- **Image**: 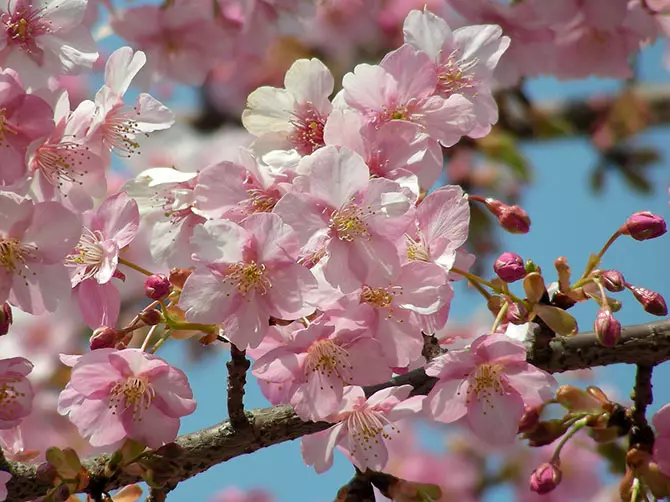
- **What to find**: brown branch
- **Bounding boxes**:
[5,318,670,502]
[628,364,655,453]
[226,344,251,430]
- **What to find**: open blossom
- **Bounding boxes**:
[179,212,319,348]
[242,58,333,155]
[0,0,98,86]
[87,47,175,159]
[0,192,81,314]
[340,43,476,147]
[0,68,54,188]
[57,348,196,448]
[251,317,390,421]
[403,9,510,138]
[210,487,274,502]
[273,146,414,293]
[301,385,423,473]
[0,470,9,502]
[424,334,556,444]
[652,403,670,476]
[65,191,140,328]
[0,357,34,429]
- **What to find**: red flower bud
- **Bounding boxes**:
[594,307,621,347]
[530,462,562,495]
[485,199,531,234]
[628,284,668,316]
[494,252,527,283]
[145,274,171,301]
[89,326,119,350]
[621,211,667,241]
[601,270,625,292]
[506,302,529,325]
[0,302,12,336]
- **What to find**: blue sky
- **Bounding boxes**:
[118,40,670,502]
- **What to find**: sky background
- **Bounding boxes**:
[96,31,670,502]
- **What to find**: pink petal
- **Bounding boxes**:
[291,370,342,421]
[471,334,527,365]
[301,422,344,474]
[252,349,308,383]
[265,262,318,319]
[22,202,81,263]
[77,279,121,330]
[424,379,468,423]
[179,270,239,324]
[91,192,140,248]
[466,387,524,445]
[123,403,180,449]
[396,262,450,315]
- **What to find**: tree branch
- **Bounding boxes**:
[226,344,251,430]
[6,318,670,502]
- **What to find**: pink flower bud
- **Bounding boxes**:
[139,309,162,326]
[145,274,171,301]
[594,307,621,347]
[628,285,668,316]
[494,252,527,283]
[0,303,12,336]
[518,406,541,434]
[506,302,529,325]
[485,199,531,234]
[89,326,119,350]
[530,462,562,494]
[601,270,625,292]
[621,211,667,241]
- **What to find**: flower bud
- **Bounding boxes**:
[0,302,12,336]
[145,274,171,301]
[518,406,541,434]
[484,198,531,234]
[601,270,625,292]
[168,268,191,290]
[556,384,607,412]
[494,252,527,283]
[621,211,667,241]
[530,462,562,494]
[594,307,621,347]
[139,309,162,326]
[89,326,120,350]
[506,302,529,325]
[628,285,668,316]
[522,419,569,447]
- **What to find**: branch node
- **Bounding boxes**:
[226,343,251,430]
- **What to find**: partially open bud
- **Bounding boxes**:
[556,384,608,412]
[554,257,571,293]
[0,302,12,336]
[601,270,625,292]
[507,302,529,325]
[494,252,527,283]
[89,326,120,350]
[145,274,171,301]
[628,284,668,316]
[484,198,531,234]
[530,462,562,494]
[594,307,621,347]
[621,211,667,241]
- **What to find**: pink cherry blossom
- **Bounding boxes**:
[251,317,390,420]
[0,0,98,86]
[0,192,81,314]
[0,68,54,188]
[210,487,274,502]
[424,333,556,444]
[242,58,333,155]
[403,9,510,138]
[110,3,229,86]
[65,191,140,328]
[301,385,423,473]
[652,403,670,476]
[179,212,319,348]
[0,470,9,502]
[0,357,34,429]
[340,44,476,147]
[273,145,414,293]
[57,348,196,448]
[87,47,175,159]
[0,425,39,462]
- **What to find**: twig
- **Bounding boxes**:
[226,343,251,430]
[629,364,655,453]
[146,486,172,502]
[335,469,375,502]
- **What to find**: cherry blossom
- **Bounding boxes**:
[210,487,274,502]
[652,403,670,476]
[0,470,9,502]
[301,385,423,473]
[424,334,556,444]
[57,348,196,448]
[0,357,34,429]
[65,191,140,328]
[402,9,510,138]
[179,212,319,348]
[251,317,390,420]
[242,58,333,156]
[0,192,81,314]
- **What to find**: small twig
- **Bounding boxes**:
[226,343,251,429]
[628,364,655,453]
[334,469,374,502]
[146,486,171,502]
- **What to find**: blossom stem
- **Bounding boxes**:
[551,417,589,463]
[149,330,172,354]
[573,231,622,287]
[491,300,509,332]
[451,267,525,304]
[118,258,154,276]
[140,325,159,352]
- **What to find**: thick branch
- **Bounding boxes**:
[226,344,251,430]
[6,318,670,502]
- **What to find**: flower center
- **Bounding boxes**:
[223,261,271,296]
[0,237,35,275]
[245,188,278,213]
[330,204,371,241]
[289,104,326,155]
[360,286,393,308]
[65,228,105,280]
[436,51,478,97]
[305,339,352,383]
[0,374,27,420]
[33,142,92,191]
[0,109,19,147]
[345,408,399,461]
[2,3,51,60]
[405,234,430,262]
[467,363,506,411]
[102,108,143,157]
[109,375,156,421]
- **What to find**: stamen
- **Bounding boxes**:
[330,204,372,241]
[304,339,353,386]
[0,375,27,419]
[289,103,326,155]
[223,261,271,297]
[436,50,479,97]
[109,375,156,421]
[65,227,105,280]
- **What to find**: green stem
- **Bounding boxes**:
[118,258,154,277]
[491,301,509,332]
[451,267,526,304]
[551,417,589,463]
[141,325,159,352]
